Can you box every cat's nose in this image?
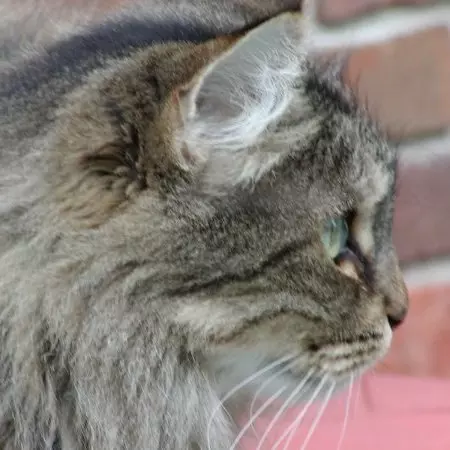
[384,277,409,330]
[378,252,409,330]
[387,306,407,330]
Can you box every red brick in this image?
[344,27,450,140]
[318,0,439,24]
[378,284,450,377]
[393,152,450,262]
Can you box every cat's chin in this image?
[208,322,391,409]
[253,366,364,406]
[208,353,360,409]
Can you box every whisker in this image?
[230,386,287,450]
[337,373,354,450]
[299,380,335,450]
[206,354,296,450]
[249,359,300,438]
[256,368,315,450]
[271,375,328,450]
[352,374,362,417]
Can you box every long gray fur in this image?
[0,1,407,449]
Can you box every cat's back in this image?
[0,1,216,155]
[0,0,300,154]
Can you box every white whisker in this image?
[337,373,354,450]
[352,374,362,417]
[299,380,335,450]
[256,368,315,450]
[206,354,296,450]
[271,375,328,450]
[230,386,287,450]
[249,359,300,438]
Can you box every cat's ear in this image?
[174,12,307,186]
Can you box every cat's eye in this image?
[321,218,349,260]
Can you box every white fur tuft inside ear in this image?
[179,13,308,187]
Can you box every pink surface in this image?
[239,374,450,449]
[379,284,450,378]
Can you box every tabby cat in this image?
[0,1,408,449]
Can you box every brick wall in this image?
[307,0,450,377]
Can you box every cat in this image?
[0,1,408,449]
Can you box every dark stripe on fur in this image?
[1,18,218,99]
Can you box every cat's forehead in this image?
[265,80,394,209]
[325,80,392,189]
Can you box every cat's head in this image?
[47,12,407,396]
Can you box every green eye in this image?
[321,218,349,259]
